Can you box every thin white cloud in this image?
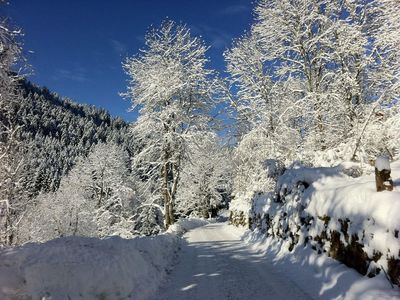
[110,39,127,56]
[53,66,89,83]
[219,4,250,16]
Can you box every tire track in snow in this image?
[153,222,312,300]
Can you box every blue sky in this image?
[6,0,253,121]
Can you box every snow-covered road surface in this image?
[153,222,312,300]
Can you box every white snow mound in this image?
[0,217,212,300]
[0,234,179,300]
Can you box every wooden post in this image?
[375,156,393,192]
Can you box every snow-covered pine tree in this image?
[123,20,220,228]
[8,80,133,197]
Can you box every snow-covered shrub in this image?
[18,186,98,243]
[95,185,137,239]
[132,205,164,236]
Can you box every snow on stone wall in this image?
[250,161,400,286]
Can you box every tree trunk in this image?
[164,202,171,228]
[162,161,172,228]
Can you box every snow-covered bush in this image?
[95,186,136,239]
[132,205,164,236]
[18,185,98,243]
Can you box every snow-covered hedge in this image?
[249,161,400,287]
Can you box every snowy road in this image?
[153,222,312,300]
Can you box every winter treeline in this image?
[226,0,400,203]
[0,3,132,244]
[0,80,134,244]
[17,81,133,195]
[1,0,399,246]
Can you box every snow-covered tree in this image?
[224,33,268,135]
[71,143,131,207]
[250,0,358,152]
[345,0,400,160]
[70,143,135,238]
[0,4,27,245]
[176,132,232,218]
[226,0,399,164]
[19,183,97,243]
[123,20,221,228]
[19,142,136,242]
[225,33,301,160]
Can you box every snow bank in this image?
[0,217,212,300]
[167,217,211,236]
[243,230,400,300]
[250,159,400,287]
[0,234,179,299]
